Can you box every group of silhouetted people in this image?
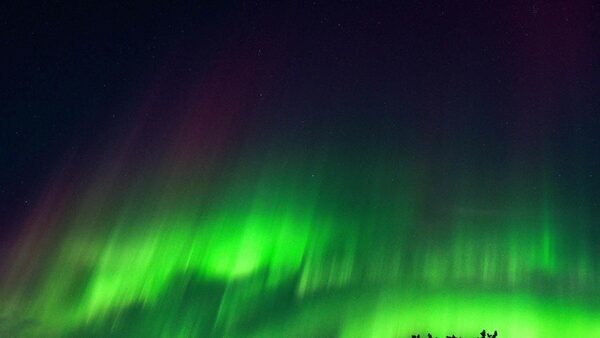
[411,329,498,338]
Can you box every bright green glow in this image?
[1,145,598,337]
[337,290,600,338]
[243,289,600,338]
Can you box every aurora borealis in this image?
[1,2,599,337]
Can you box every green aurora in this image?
[3,1,599,336]
[1,138,598,337]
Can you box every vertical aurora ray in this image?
[3,128,599,337]
[2,102,600,337]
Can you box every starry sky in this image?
[1,1,599,337]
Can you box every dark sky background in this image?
[1,1,598,241]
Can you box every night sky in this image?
[1,1,599,337]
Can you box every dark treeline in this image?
[411,329,498,338]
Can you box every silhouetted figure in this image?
[480,330,486,338]
[428,334,433,338]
